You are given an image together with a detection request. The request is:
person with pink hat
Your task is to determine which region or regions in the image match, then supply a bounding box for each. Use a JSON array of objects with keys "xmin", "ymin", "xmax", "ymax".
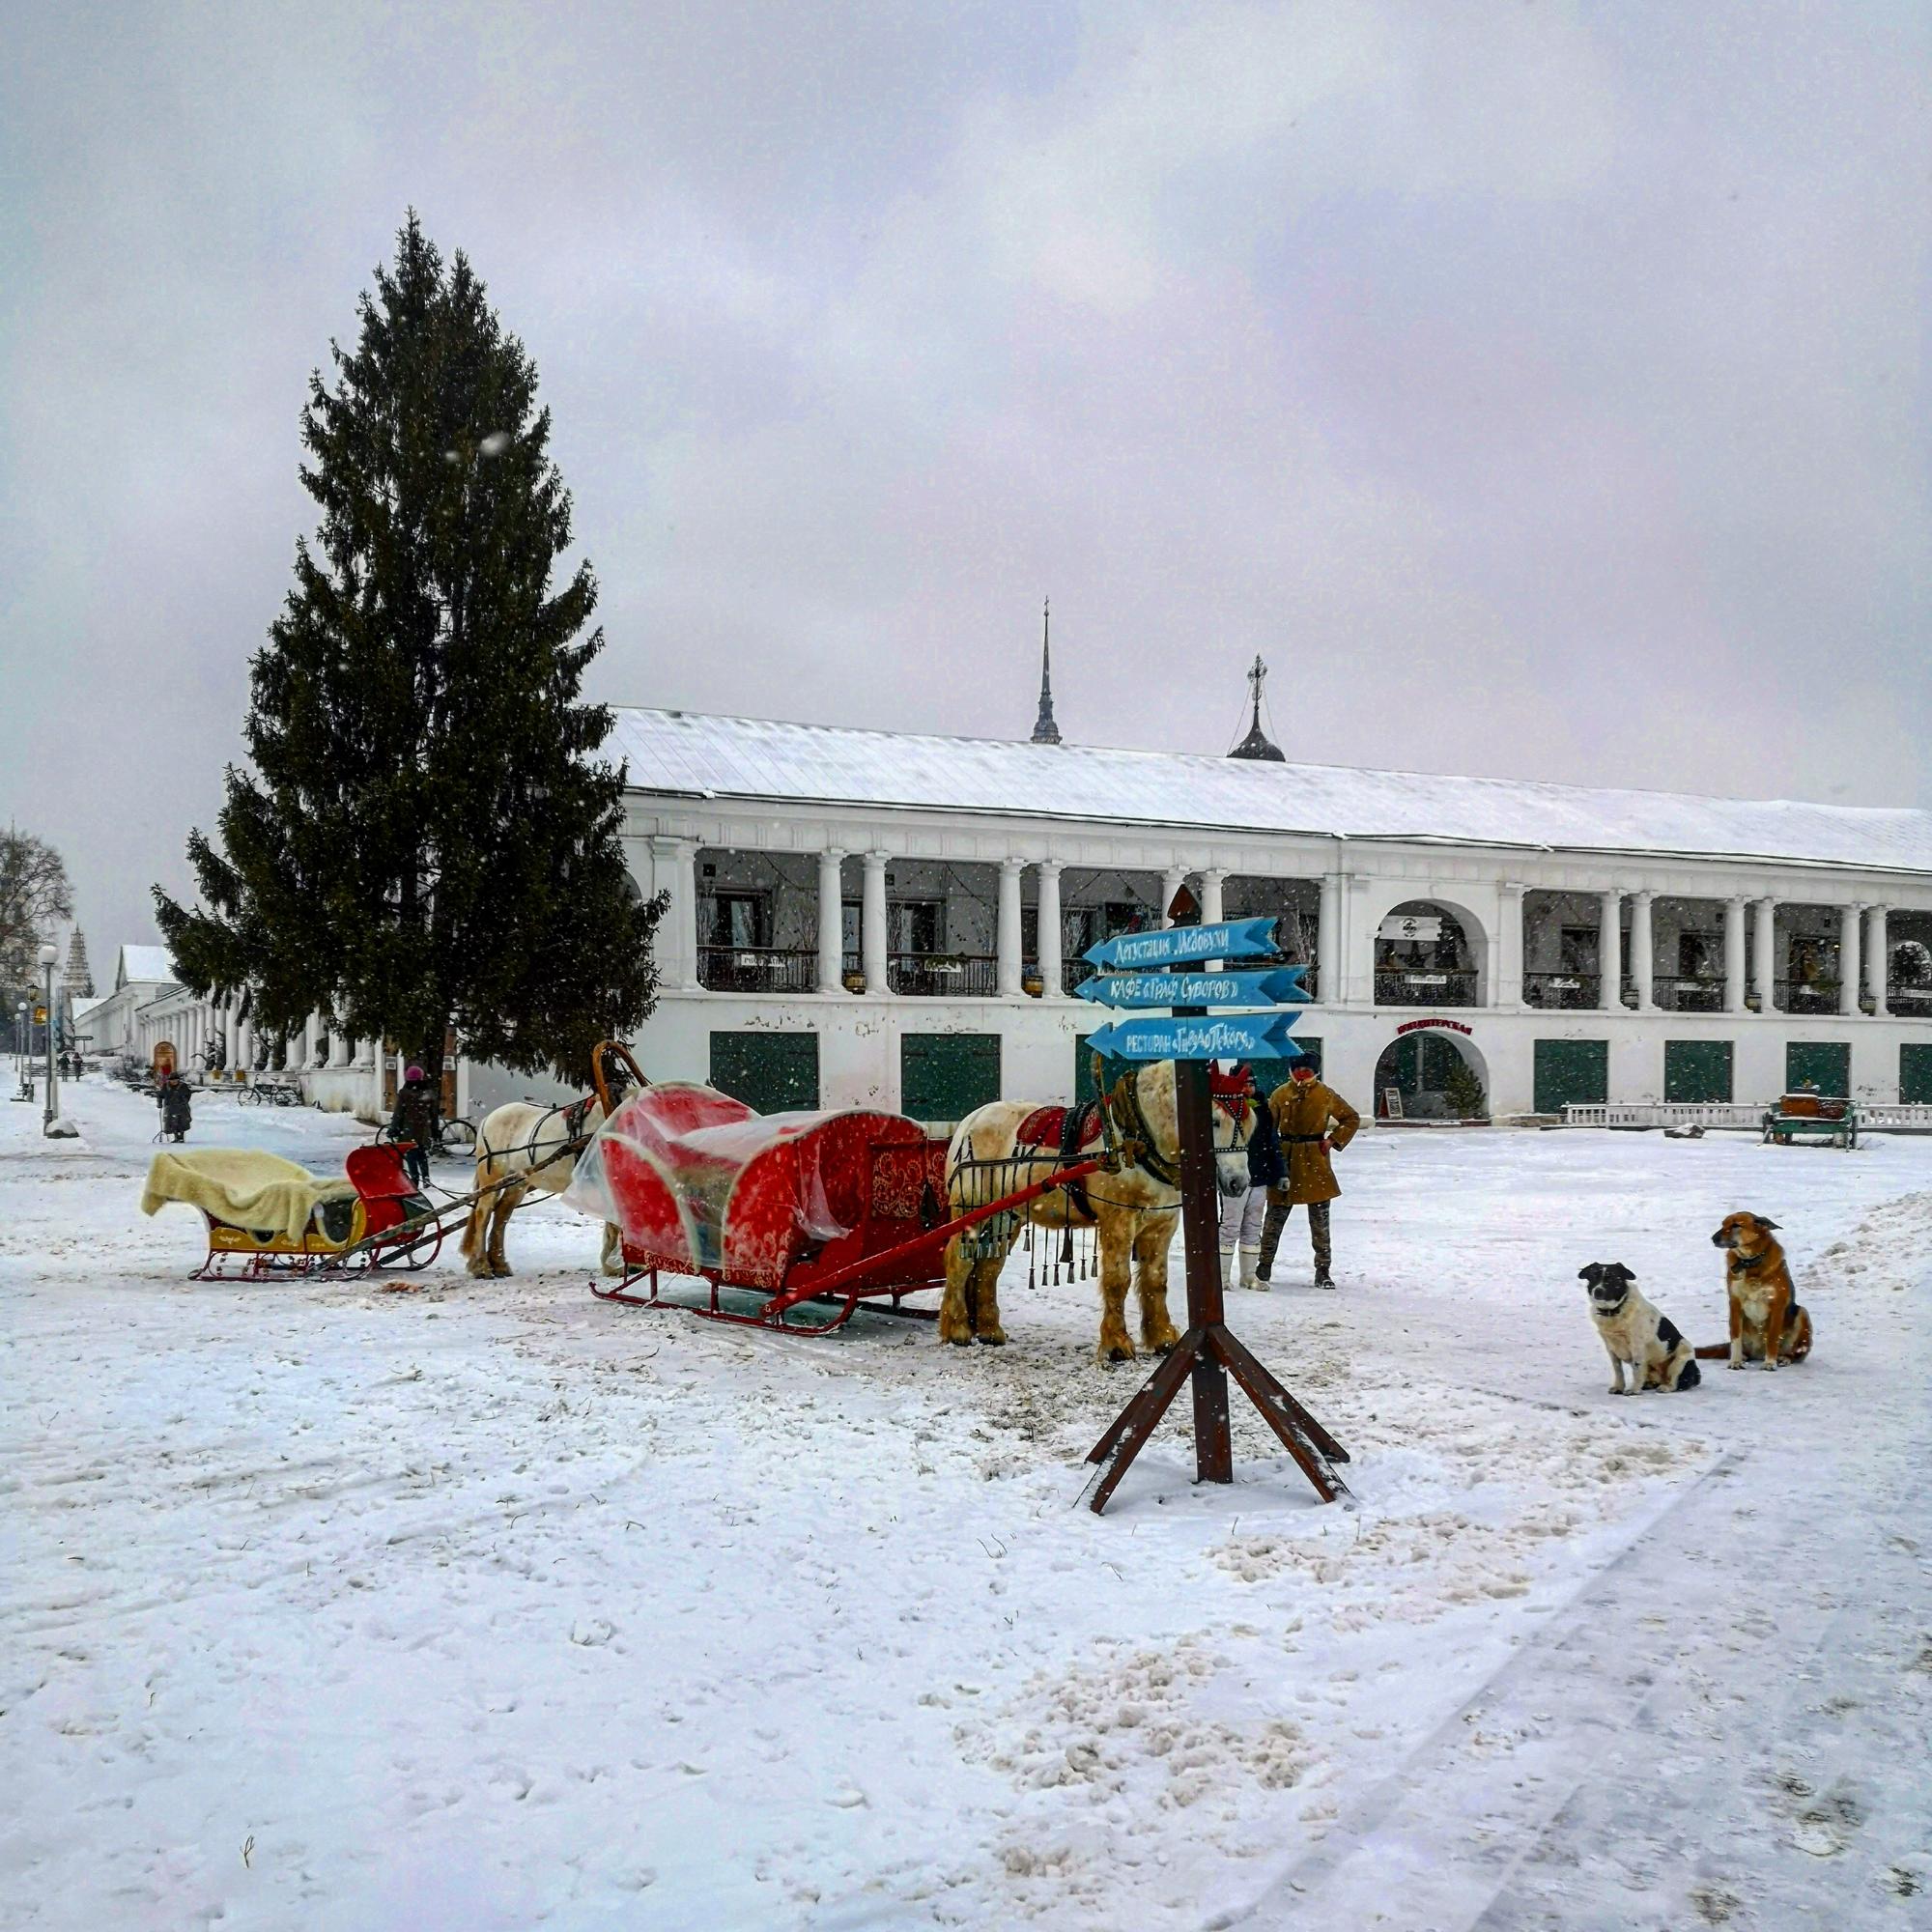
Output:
[{"xmin": 388, "ymin": 1062, "xmax": 439, "ymax": 1190}]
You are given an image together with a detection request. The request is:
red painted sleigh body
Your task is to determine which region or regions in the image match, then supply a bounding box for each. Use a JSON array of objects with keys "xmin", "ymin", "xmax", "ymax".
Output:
[{"xmin": 573, "ymin": 1083, "xmax": 1100, "ymax": 1333}]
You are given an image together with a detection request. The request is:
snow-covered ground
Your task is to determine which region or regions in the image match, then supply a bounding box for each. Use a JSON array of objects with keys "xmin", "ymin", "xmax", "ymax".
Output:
[{"xmin": 3, "ymin": 1079, "xmax": 1929, "ymax": 1931}]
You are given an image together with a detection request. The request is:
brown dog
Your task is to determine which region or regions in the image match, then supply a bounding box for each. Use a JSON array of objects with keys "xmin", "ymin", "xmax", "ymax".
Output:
[{"xmin": 1708, "ymin": 1212, "xmax": 1813, "ymax": 1370}]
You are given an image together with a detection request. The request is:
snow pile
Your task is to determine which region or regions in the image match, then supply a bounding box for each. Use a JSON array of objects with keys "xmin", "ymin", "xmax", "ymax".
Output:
[{"xmin": 3, "ymin": 1083, "xmax": 1930, "ymax": 1929}]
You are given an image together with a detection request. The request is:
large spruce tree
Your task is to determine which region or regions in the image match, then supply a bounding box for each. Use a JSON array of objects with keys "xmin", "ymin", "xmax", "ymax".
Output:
[{"xmin": 158, "ymin": 215, "xmax": 663, "ymax": 1085}]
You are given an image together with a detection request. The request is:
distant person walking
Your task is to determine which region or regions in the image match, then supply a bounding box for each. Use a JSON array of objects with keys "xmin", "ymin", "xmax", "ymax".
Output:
[
  {"xmin": 1255, "ymin": 1059, "xmax": 1360, "ymax": 1290},
  {"xmin": 157, "ymin": 1070, "xmax": 193, "ymax": 1143},
  {"xmin": 389, "ymin": 1065, "xmax": 439, "ymax": 1190}
]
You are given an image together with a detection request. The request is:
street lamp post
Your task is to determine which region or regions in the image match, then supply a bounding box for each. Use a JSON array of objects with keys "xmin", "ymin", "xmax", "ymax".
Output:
[
  {"xmin": 39, "ymin": 942, "xmax": 59, "ymax": 1131},
  {"xmin": 13, "ymin": 1000, "xmax": 25, "ymax": 1097}
]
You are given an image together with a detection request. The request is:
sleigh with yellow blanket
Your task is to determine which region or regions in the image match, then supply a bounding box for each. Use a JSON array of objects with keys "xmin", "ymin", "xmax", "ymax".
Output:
[{"xmin": 141, "ymin": 1145, "xmax": 445, "ymax": 1279}]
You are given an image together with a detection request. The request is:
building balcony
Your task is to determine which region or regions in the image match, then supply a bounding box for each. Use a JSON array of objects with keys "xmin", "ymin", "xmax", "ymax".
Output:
[
  {"xmin": 1375, "ymin": 968, "xmax": 1477, "ymax": 1008},
  {"xmin": 1523, "ymin": 971, "xmax": 1601, "ymax": 1009},
  {"xmin": 887, "ymin": 952, "xmax": 998, "ymax": 997},
  {"xmin": 698, "ymin": 945, "xmax": 819, "ymax": 994}
]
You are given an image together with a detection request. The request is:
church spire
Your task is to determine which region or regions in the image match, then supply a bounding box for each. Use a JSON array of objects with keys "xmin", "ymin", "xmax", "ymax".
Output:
[
  {"xmin": 1228, "ymin": 652, "xmax": 1285, "ymax": 761},
  {"xmin": 1030, "ymin": 599, "xmax": 1062, "ymax": 745}
]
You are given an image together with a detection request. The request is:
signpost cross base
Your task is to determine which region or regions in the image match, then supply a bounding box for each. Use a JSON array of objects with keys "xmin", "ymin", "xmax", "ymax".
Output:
[{"xmin": 1084, "ymin": 1321, "xmax": 1350, "ymax": 1514}]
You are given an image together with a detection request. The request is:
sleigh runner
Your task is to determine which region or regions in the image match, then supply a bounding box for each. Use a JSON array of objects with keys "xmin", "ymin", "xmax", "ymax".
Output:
[{"xmin": 568, "ymin": 1082, "xmax": 1106, "ymax": 1332}]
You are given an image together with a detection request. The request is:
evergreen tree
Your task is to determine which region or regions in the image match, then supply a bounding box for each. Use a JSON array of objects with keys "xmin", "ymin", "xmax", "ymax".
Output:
[{"xmin": 157, "ymin": 215, "xmax": 664, "ymax": 1086}]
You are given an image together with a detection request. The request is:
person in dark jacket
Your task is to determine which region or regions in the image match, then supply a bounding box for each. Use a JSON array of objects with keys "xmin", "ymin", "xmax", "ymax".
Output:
[
  {"xmin": 1217, "ymin": 1064, "xmax": 1286, "ymax": 1291},
  {"xmin": 157, "ymin": 1070, "xmax": 193, "ymax": 1142},
  {"xmin": 389, "ymin": 1065, "xmax": 439, "ymax": 1189}
]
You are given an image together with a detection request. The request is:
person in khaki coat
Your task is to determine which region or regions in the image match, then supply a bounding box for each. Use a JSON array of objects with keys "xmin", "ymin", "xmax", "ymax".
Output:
[{"xmin": 1255, "ymin": 1060, "xmax": 1360, "ymax": 1289}]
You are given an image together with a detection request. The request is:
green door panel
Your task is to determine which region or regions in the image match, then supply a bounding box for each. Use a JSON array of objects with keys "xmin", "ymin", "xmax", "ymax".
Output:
[
  {"xmin": 902, "ymin": 1033, "xmax": 1001, "ymax": 1124},
  {"xmin": 1663, "ymin": 1039, "xmax": 1733, "ymax": 1104},
  {"xmin": 709, "ymin": 1032, "xmax": 820, "ymax": 1114},
  {"xmin": 1534, "ymin": 1038, "xmax": 1609, "ymax": 1114},
  {"xmin": 1902, "ymin": 1043, "xmax": 1932, "ymax": 1104},
  {"xmin": 1785, "ymin": 1041, "xmax": 1850, "ymax": 1095}
]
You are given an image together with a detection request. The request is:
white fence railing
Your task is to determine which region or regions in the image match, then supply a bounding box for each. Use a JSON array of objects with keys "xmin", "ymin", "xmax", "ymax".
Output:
[{"xmin": 1562, "ymin": 1101, "xmax": 1932, "ymax": 1130}]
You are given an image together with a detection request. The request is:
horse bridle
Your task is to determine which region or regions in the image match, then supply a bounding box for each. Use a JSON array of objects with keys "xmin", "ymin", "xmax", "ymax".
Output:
[{"xmin": 1098, "ymin": 1064, "xmax": 1252, "ymax": 1191}]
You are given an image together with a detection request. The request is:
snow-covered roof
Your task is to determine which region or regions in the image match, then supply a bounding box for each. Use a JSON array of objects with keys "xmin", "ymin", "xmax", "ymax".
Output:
[
  {"xmin": 607, "ymin": 708, "xmax": 1932, "ymax": 875},
  {"xmin": 115, "ymin": 944, "xmax": 179, "ymax": 988}
]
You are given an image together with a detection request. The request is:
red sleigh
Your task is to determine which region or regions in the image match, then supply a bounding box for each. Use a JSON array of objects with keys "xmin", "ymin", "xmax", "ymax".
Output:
[{"xmin": 574, "ymin": 1083, "xmax": 1101, "ymax": 1333}]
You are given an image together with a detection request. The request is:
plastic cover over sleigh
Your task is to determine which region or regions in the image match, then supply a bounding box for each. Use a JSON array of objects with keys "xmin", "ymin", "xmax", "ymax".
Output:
[{"xmin": 566, "ymin": 1084, "xmax": 939, "ymax": 1290}]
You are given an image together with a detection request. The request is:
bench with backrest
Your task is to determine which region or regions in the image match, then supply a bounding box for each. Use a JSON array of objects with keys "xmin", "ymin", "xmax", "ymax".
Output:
[{"xmin": 1762, "ymin": 1091, "xmax": 1858, "ymax": 1149}]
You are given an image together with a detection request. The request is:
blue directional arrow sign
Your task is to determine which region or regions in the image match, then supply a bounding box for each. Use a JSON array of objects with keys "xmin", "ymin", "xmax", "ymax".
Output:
[
  {"xmin": 1074, "ymin": 966, "xmax": 1309, "ymax": 1009},
  {"xmin": 1082, "ymin": 917, "xmax": 1278, "ymax": 971},
  {"xmin": 1082, "ymin": 1013, "xmax": 1306, "ymax": 1062}
]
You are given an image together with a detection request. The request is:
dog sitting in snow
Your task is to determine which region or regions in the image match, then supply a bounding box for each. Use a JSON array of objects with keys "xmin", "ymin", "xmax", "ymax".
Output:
[
  {"xmin": 1577, "ymin": 1263, "xmax": 1701, "ymax": 1395},
  {"xmin": 1710, "ymin": 1212, "xmax": 1813, "ymax": 1370}
]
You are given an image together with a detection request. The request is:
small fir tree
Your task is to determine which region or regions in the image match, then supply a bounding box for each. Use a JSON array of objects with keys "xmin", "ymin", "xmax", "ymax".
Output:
[
  {"xmin": 157, "ymin": 215, "xmax": 663, "ymax": 1086},
  {"xmin": 1442, "ymin": 1052, "xmax": 1488, "ymax": 1121}
]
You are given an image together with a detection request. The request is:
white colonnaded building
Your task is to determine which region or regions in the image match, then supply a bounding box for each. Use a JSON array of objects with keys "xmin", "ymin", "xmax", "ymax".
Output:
[
  {"xmin": 607, "ymin": 678, "xmax": 1932, "ymax": 1128},
  {"xmin": 94, "ymin": 667, "xmax": 1932, "ymax": 1128}
]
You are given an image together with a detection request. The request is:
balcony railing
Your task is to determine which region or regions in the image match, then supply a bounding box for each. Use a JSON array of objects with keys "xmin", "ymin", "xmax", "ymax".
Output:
[
  {"xmin": 1889, "ymin": 981, "xmax": 1932, "ymax": 1011},
  {"xmin": 887, "ymin": 952, "xmax": 998, "ymax": 997},
  {"xmin": 1374, "ymin": 967, "xmax": 1478, "ymax": 1008},
  {"xmin": 1651, "ymin": 974, "xmax": 1726, "ymax": 1013},
  {"xmin": 1523, "ymin": 971, "xmax": 1601, "ymax": 1009},
  {"xmin": 697, "ymin": 946, "xmax": 817, "ymax": 994},
  {"xmin": 1776, "ymin": 979, "xmax": 1842, "ymax": 1015}
]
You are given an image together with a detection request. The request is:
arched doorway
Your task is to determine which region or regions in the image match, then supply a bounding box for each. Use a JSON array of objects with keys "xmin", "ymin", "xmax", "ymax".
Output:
[
  {"xmin": 1374, "ymin": 898, "xmax": 1484, "ymax": 1007},
  {"xmin": 153, "ymin": 1039, "xmax": 177, "ymax": 1076},
  {"xmin": 1374, "ymin": 1026, "xmax": 1488, "ymax": 1121}
]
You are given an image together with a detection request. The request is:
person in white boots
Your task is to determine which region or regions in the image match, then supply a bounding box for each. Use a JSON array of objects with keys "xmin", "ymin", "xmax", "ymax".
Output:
[{"xmin": 1217, "ymin": 1064, "xmax": 1285, "ymax": 1291}]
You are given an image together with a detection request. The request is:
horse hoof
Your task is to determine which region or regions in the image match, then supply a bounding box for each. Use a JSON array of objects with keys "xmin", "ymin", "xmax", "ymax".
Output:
[
  {"xmin": 947, "ymin": 1334, "xmax": 974, "ymax": 1348},
  {"xmin": 1103, "ymin": 1345, "xmax": 1135, "ymax": 1366},
  {"xmin": 976, "ymin": 1331, "xmax": 1007, "ymax": 1347}
]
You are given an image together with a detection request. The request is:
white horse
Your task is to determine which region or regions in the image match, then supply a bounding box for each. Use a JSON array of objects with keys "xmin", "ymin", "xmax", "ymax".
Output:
[
  {"xmin": 942, "ymin": 1061, "xmax": 1253, "ymax": 1363},
  {"xmin": 459, "ymin": 1094, "xmax": 622, "ymax": 1278}
]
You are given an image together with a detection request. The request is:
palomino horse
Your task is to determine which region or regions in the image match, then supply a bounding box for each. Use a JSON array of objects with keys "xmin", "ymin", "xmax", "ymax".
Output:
[
  {"xmin": 941, "ymin": 1061, "xmax": 1253, "ymax": 1363},
  {"xmin": 460, "ymin": 1094, "xmax": 622, "ymax": 1278}
]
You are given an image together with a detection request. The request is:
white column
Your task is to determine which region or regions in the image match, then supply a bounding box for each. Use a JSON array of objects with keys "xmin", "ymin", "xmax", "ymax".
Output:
[
  {"xmin": 862, "ymin": 850, "xmax": 891, "ymax": 996},
  {"xmin": 303, "ymin": 1013, "xmax": 322, "ymax": 1069},
  {"xmin": 816, "ymin": 849, "xmax": 846, "ymax": 994},
  {"xmin": 1345, "ymin": 875, "xmax": 1376, "ymax": 1006},
  {"xmin": 649, "ymin": 836, "xmax": 699, "ymax": 991},
  {"xmin": 1630, "ymin": 891, "xmax": 1655, "ymax": 1012},
  {"xmin": 1317, "ymin": 874, "xmax": 1341, "ymax": 1005},
  {"xmin": 1867, "ymin": 906, "xmax": 1889, "ymax": 1016},
  {"xmin": 1754, "ymin": 897, "xmax": 1777, "ymax": 1012},
  {"xmin": 1723, "ymin": 896, "xmax": 1747, "ymax": 1014},
  {"xmin": 239, "ymin": 1014, "xmax": 256, "ymax": 1070},
  {"xmin": 1198, "ymin": 867, "xmax": 1226, "ymax": 968},
  {"xmin": 329, "ymin": 1022, "xmax": 352, "ymax": 1069},
  {"xmin": 1495, "ymin": 883, "xmax": 1525, "ymax": 1008},
  {"xmin": 996, "ymin": 859, "xmax": 1024, "ymax": 997},
  {"xmin": 1160, "ymin": 866, "xmax": 1187, "ymax": 925},
  {"xmin": 1840, "ymin": 903, "xmax": 1862, "ymax": 1016},
  {"xmin": 1599, "ymin": 890, "xmax": 1623, "ymax": 1012},
  {"xmin": 1037, "ymin": 861, "xmax": 1064, "ymax": 997},
  {"xmin": 354, "ymin": 1035, "xmax": 373, "ymax": 1068}
]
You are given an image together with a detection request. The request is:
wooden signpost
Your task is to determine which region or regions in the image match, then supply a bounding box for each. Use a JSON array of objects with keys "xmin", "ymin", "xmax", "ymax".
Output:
[{"xmin": 1083, "ymin": 893, "xmax": 1350, "ymax": 1514}]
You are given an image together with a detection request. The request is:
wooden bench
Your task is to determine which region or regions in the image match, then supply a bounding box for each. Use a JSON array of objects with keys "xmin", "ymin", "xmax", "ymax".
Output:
[{"xmin": 1761, "ymin": 1091, "xmax": 1858, "ymax": 1150}]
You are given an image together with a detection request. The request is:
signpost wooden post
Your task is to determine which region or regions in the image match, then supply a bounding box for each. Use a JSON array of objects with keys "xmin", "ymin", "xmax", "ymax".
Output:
[{"xmin": 1082, "ymin": 892, "xmax": 1350, "ymax": 1514}]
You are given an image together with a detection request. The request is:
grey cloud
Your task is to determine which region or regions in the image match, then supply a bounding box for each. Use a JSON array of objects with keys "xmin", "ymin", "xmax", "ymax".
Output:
[{"xmin": 2, "ymin": 0, "xmax": 1926, "ymax": 955}]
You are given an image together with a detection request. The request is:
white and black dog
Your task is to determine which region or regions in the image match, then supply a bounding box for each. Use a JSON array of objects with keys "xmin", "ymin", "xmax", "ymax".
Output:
[{"xmin": 1577, "ymin": 1263, "xmax": 1701, "ymax": 1395}]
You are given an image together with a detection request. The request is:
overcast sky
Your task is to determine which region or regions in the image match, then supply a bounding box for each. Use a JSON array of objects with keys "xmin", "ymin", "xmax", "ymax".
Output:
[{"xmin": 3, "ymin": 0, "xmax": 1928, "ymax": 959}]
